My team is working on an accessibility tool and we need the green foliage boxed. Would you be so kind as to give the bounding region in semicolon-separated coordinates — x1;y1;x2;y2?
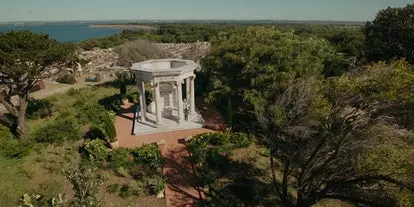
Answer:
127;92;139;103
31;115;81;144
0;125;32;158
365;4;414;63
115;71;132;95
187;132;252;165
85;125;106;140
147;176;166;195
0;30;75;136
102;113;117;142
56;73;76;84
225;97;233;127
83;139;109;165
65;165;105;207
26;99;53;119
130;143;162;170
108;149;132;169
202;26;340;125
98;94;122;113
229;132;252;148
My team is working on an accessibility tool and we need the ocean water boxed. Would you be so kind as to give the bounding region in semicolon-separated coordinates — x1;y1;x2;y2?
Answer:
0;23;125;42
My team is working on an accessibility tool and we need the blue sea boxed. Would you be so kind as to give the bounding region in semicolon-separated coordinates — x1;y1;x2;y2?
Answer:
0;23;126;42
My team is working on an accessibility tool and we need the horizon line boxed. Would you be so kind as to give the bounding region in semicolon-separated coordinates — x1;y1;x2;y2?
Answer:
0;19;367;24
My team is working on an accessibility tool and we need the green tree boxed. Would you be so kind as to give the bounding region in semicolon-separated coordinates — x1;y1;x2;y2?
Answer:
115;71;130;96
0;31;75;136
202;26;340;125
365;4;414;63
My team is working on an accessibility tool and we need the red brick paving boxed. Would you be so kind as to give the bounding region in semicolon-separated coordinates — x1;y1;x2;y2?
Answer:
115;103;216;206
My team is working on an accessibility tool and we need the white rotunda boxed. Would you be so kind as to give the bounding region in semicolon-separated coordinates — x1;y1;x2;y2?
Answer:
131;59;205;134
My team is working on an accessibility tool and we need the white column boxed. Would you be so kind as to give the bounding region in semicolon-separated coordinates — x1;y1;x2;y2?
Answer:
138;81;145;121
168;91;174;108
141;81;146;119
154;82;162;125
176;81;184;123
190;76;195;113
186;78;190;101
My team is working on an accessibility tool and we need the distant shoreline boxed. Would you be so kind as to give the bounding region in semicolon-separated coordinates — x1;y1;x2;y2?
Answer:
89;24;156;30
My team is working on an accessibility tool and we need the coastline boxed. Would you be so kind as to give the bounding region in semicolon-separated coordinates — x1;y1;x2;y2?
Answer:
89;24;156;30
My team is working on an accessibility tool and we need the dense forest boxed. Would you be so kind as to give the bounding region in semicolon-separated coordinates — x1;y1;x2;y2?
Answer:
0;3;413;207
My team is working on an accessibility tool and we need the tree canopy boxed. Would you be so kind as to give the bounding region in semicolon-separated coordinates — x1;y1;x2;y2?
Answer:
365;4;414;63
0;30;75;136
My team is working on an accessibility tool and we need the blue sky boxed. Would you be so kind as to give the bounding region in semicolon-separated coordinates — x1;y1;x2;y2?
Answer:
0;0;411;22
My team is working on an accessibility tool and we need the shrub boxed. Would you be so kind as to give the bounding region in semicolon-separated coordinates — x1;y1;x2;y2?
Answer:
102;113;117;142
26;99;53;119
116;71;131;95
31;116;81;144
99;94;122;112
0;125;32;158
65;165;105;207
85;125;106;140
76;104;108;125
127;92;139;103
229;132;252;148
119;184;132;198
147;176;166;195
56;73;76;84
131;143;162;171
108;148;132;169
107;184;121;194
208;132;230;146
83;139;109;165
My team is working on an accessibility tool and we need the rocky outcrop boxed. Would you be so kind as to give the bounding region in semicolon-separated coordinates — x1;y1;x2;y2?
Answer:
78;48;121;71
156;42;211;62
76;42;211;72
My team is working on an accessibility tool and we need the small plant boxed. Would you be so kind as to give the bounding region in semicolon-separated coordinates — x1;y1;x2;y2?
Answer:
65;165;105;207
108;148;132;169
131;143;162;170
229;132;252;148
147;176;166;195
19;194;43;207
115;167;130;177
83;139;109;165
119;184;132;198
56;73;76;84
102;113;117;143
107;184;121;194
127;92;139;103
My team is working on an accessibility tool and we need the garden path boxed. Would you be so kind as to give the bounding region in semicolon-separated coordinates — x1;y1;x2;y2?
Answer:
116;102;224;206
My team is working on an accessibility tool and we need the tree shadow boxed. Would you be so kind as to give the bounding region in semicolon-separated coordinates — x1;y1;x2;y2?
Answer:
200;153;283;206
162;145;205;206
